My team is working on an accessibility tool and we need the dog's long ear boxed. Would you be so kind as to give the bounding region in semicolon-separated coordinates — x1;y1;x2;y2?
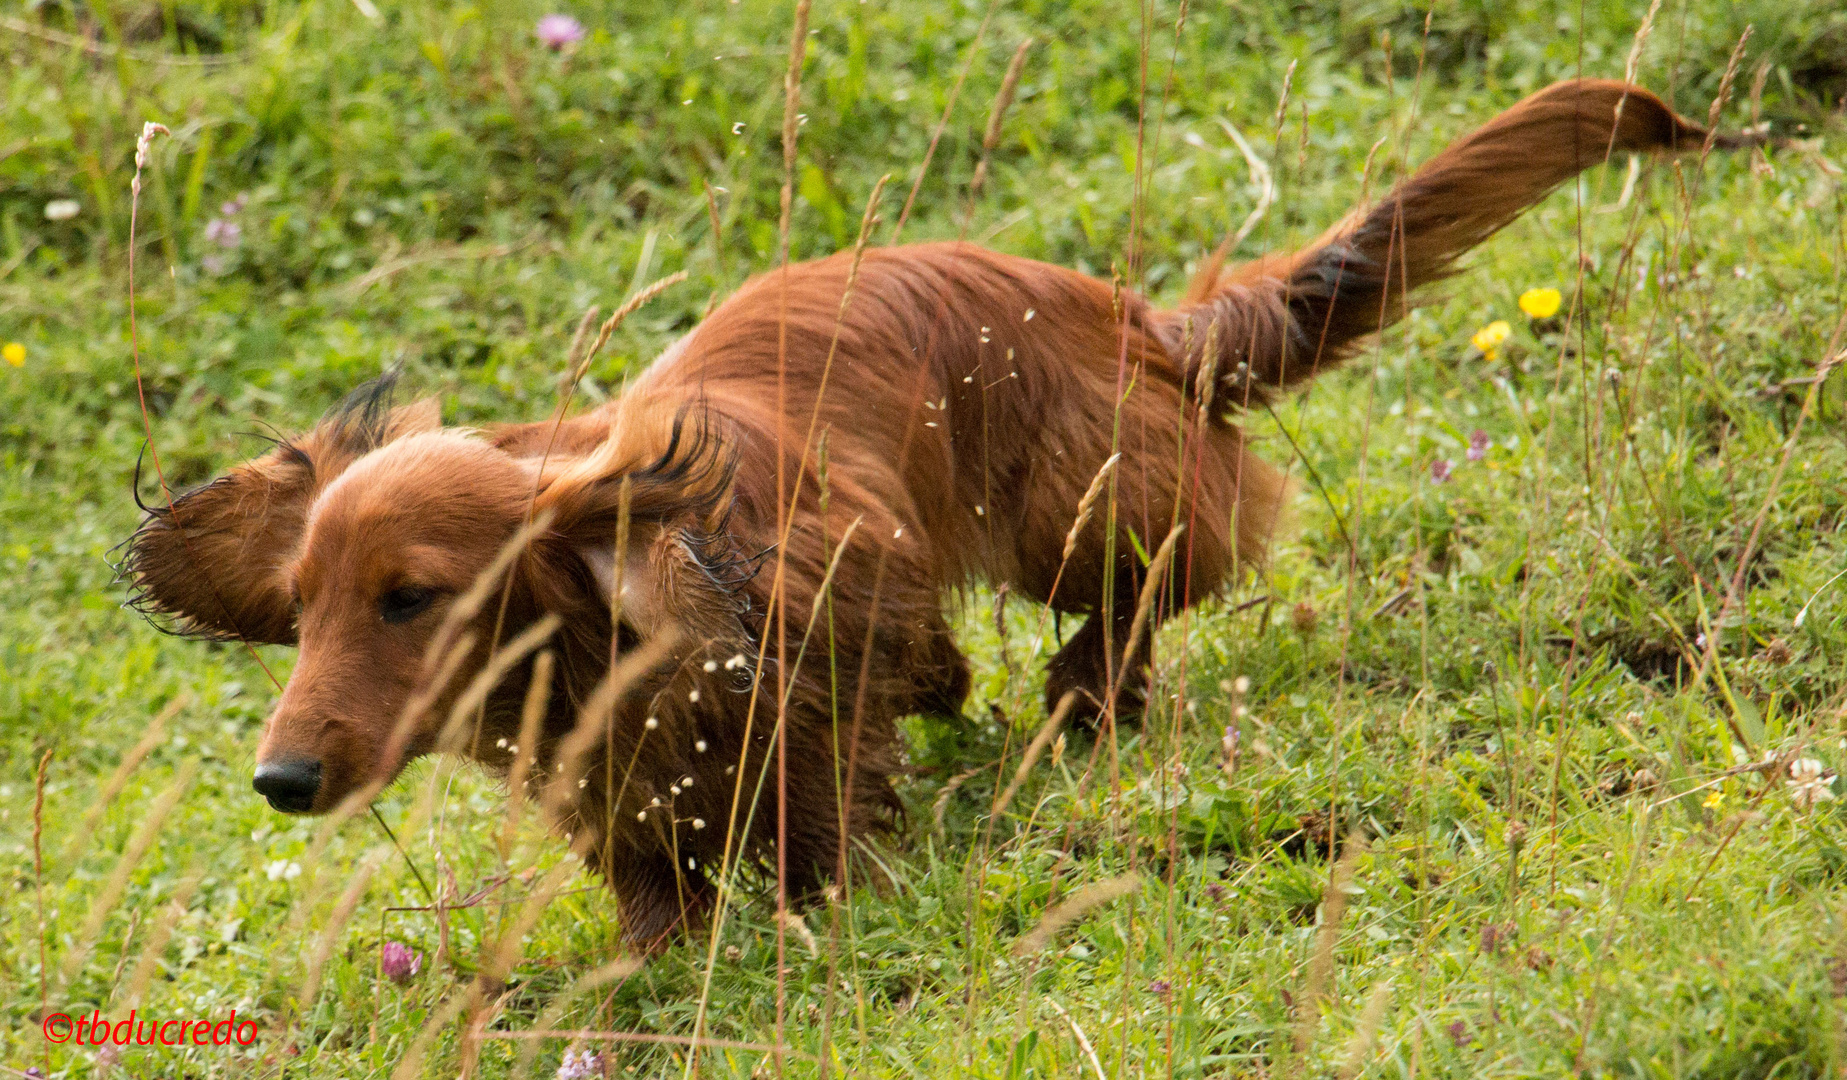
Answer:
526;403;756;652
122;378;443;643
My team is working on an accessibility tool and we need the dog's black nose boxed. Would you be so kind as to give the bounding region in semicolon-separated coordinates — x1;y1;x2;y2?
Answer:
253;759;322;813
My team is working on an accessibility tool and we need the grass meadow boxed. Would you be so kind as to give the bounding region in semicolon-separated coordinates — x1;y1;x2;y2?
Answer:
4;0;1847;1075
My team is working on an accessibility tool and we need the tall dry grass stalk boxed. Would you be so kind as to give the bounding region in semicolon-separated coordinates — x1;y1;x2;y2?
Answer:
1290;833;1368;1058
394;845;592;1080
118;864;204;1010
891;0;998;240
562;303;601;376
508;955;648;1077
932;760;999;833
499;649;556;863
1336;979;1394;1079
424;512;556;674
33;746;51;1074
544;627;684;811
297;846;391;1012
775;518;864;714
966;39;1033;203
57;760;197;988
433;613;560;758
1063;452;1123;567
63;692;188;863
990;691;1079;824
685;171;891;1080
1046;998;1108;1080
1620;0;1666;97
1012;873;1140;956
570;272;691;387
1213;117;1277;252
776;0;812;263
1117;523;1184;679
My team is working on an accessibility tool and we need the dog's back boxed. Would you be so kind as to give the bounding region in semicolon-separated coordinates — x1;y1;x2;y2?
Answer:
620;78;1756;719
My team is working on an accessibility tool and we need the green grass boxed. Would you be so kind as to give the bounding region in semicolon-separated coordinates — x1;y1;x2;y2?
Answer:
4;0;1847;1076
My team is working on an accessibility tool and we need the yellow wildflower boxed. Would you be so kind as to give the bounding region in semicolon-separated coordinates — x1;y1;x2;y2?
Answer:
1;342;23;367
1518;287;1562;319
1701;788;1726;810
1470;320;1511;360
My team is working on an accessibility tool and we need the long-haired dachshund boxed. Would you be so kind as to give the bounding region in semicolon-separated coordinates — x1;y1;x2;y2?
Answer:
125;80;1751;943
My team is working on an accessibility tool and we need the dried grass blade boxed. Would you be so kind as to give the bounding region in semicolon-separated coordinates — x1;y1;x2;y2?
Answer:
1118;523;1185;675
62;692;189;863
1290;833;1368;1056
968;39;1033;200
1062;453;1123;564
58;760;197;987
990;691;1078;823
499;650;555;863
118;865;204;1009
1013;873;1140;956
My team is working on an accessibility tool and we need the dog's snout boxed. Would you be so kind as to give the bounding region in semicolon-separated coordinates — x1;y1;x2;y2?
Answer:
252;758;322;813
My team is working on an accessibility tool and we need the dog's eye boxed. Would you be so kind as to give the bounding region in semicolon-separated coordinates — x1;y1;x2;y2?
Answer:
379;587;436;625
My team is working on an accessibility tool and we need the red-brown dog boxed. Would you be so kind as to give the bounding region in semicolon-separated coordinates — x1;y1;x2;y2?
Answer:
125;81;1748;943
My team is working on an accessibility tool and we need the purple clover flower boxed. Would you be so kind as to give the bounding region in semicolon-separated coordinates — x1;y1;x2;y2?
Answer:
556;1049;604;1079
203;217;242;249
381;941;422;984
536;14;587;50
1467;429;1490;462
1430;458;1453;484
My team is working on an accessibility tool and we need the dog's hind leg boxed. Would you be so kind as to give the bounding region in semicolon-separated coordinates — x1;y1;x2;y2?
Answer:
1043;597;1145;724
605;850;711;950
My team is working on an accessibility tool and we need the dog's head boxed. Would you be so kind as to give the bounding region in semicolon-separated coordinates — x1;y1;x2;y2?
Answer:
123;378;749;814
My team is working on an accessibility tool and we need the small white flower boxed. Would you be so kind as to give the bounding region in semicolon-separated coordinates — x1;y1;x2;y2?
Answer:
44;199;80;221
1788;758;1837;810
645;716;659;730
689;689;701;703
692;818;706;830
703;660;718;672
695;739;708;753
265;859;302;882
637;811;647;821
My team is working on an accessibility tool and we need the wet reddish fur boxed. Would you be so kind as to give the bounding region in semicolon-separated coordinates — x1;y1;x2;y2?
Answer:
124;80;1748;943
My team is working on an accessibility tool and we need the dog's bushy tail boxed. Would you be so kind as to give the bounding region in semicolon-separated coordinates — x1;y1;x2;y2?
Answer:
1163;79;1761;408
